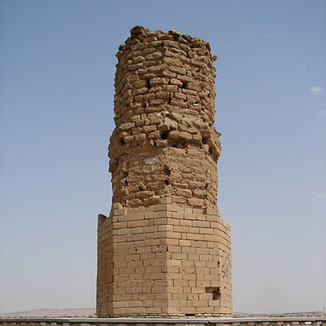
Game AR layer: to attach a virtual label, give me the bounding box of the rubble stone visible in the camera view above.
[97,26,232,318]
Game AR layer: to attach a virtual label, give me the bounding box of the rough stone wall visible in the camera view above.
[97,201,232,317]
[109,26,221,209]
[97,26,232,318]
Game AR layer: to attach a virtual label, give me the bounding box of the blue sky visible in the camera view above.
[0,0,325,314]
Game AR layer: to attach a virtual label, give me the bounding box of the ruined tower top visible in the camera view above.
[109,26,222,209]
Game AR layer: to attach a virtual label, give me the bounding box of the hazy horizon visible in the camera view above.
[1,307,326,316]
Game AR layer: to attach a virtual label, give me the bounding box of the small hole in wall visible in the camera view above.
[217,261,220,268]
[181,82,188,89]
[180,142,186,149]
[124,180,128,186]
[172,34,180,41]
[205,287,221,301]
[120,138,125,145]
[186,314,196,317]
[165,179,170,186]
[146,79,151,89]
[171,140,185,148]
[163,166,171,176]
[202,137,208,144]
[161,130,169,140]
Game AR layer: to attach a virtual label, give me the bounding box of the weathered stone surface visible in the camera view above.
[97,26,232,319]
[109,25,221,208]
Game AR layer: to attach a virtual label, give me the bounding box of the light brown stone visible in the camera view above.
[97,26,232,318]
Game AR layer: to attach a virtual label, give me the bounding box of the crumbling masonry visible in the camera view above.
[97,26,232,317]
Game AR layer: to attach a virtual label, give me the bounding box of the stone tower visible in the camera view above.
[97,26,232,318]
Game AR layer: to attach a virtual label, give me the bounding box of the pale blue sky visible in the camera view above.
[0,0,325,314]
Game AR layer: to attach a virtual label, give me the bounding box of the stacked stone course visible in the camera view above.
[109,26,221,209]
[98,200,232,317]
[97,26,232,318]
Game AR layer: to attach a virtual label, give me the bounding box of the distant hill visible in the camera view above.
[233,311,326,318]
[0,308,96,318]
[1,308,325,319]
